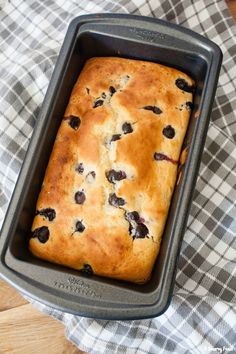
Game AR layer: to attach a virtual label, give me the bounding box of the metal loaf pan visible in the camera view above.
[0,14,222,320]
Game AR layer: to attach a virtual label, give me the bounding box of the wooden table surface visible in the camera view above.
[227,0,236,17]
[0,3,235,354]
[0,279,84,354]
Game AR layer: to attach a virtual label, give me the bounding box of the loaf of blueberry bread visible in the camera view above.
[29,57,194,283]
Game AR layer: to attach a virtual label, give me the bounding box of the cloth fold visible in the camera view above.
[0,1,235,353]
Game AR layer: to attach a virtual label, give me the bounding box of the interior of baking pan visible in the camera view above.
[4,23,210,305]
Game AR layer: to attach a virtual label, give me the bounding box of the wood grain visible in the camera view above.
[0,279,28,311]
[0,303,84,354]
[226,0,236,19]
[0,280,85,354]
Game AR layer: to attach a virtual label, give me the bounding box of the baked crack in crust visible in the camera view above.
[29,57,194,283]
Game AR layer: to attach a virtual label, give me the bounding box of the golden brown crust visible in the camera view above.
[29,57,194,283]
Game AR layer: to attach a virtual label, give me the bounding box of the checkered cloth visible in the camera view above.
[0,0,236,353]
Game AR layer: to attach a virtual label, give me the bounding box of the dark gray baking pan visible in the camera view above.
[0,14,222,320]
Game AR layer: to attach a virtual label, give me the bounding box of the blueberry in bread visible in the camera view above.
[29,57,194,283]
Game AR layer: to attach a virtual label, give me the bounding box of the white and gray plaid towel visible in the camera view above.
[0,1,236,353]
